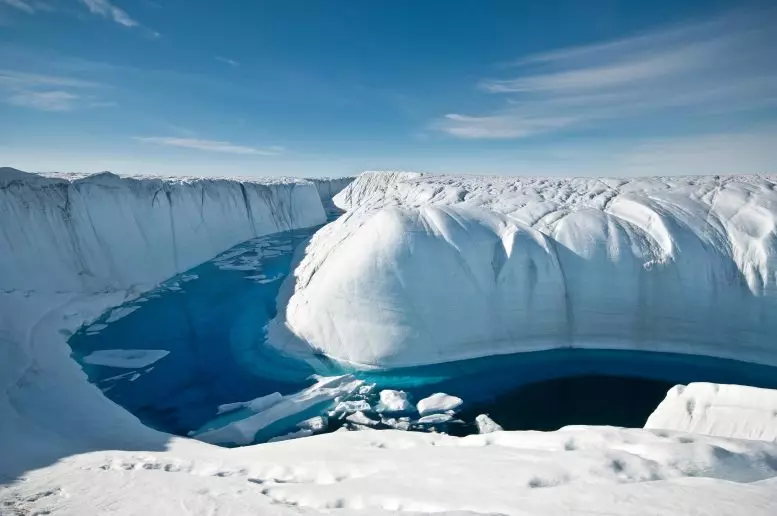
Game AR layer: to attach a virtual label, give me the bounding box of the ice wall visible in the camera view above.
[272,172,777,368]
[645,383,777,441]
[0,168,329,293]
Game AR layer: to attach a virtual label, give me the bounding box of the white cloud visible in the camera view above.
[134,137,284,156]
[7,90,79,111]
[0,69,110,111]
[216,56,240,67]
[437,11,777,140]
[1,0,34,14]
[79,0,138,28]
[0,69,102,88]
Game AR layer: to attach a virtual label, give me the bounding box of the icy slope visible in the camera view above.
[0,168,329,293]
[646,383,777,441]
[272,172,777,368]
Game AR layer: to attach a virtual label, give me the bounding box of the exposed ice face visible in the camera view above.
[0,168,328,294]
[270,173,777,369]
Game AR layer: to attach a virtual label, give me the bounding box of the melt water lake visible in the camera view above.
[69,223,777,445]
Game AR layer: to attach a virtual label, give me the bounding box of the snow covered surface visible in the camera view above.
[271,171,777,368]
[645,382,777,441]
[3,169,777,515]
[4,426,777,515]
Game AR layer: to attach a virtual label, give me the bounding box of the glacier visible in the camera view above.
[3,167,777,515]
[270,172,777,369]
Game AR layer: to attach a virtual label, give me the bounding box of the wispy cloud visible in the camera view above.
[216,56,240,67]
[0,69,111,111]
[78,0,137,27]
[7,90,79,111]
[436,11,777,139]
[135,137,284,156]
[1,0,34,14]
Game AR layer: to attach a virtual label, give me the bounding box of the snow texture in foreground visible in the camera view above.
[82,349,170,369]
[645,382,777,441]
[271,172,777,368]
[4,426,777,515]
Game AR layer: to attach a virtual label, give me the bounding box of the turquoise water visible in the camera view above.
[69,224,777,444]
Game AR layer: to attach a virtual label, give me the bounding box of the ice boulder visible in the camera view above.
[375,390,413,414]
[417,393,463,416]
[645,383,777,441]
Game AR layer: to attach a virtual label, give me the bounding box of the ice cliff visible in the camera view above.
[0,167,345,293]
[270,171,777,368]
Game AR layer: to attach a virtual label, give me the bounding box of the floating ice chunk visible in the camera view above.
[297,415,328,433]
[128,373,141,382]
[85,323,108,334]
[82,349,169,368]
[417,393,463,416]
[105,306,140,323]
[246,392,284,412]
[216,392,283,415]
[375,389,413,414]
[381,416,411,430]
[346,411,378,427]
[358,383,376,396]
[334,399,371,414]
[475,414,503,434]
[417,413,454,425]
[267,428,313,443]
[196,375,363,445]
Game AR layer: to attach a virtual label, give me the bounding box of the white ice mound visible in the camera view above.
[271,173,777,368]
[645,383,777,441]
[417,393,464,416]
[375,389,413,414]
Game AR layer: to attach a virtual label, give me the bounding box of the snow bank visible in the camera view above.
[272,172,777,368]
[645,382,777,441]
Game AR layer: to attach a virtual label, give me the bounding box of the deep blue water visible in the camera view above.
[69,223,777,444]
[69,226,324,435]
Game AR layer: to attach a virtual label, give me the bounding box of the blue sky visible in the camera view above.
[1,0,776,177]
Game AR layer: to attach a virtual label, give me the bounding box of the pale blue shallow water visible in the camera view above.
[69,224,777,444]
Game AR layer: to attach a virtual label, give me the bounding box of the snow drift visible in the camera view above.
[271,172,777,368]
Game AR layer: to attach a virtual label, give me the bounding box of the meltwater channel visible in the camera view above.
[69,222,777,445]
